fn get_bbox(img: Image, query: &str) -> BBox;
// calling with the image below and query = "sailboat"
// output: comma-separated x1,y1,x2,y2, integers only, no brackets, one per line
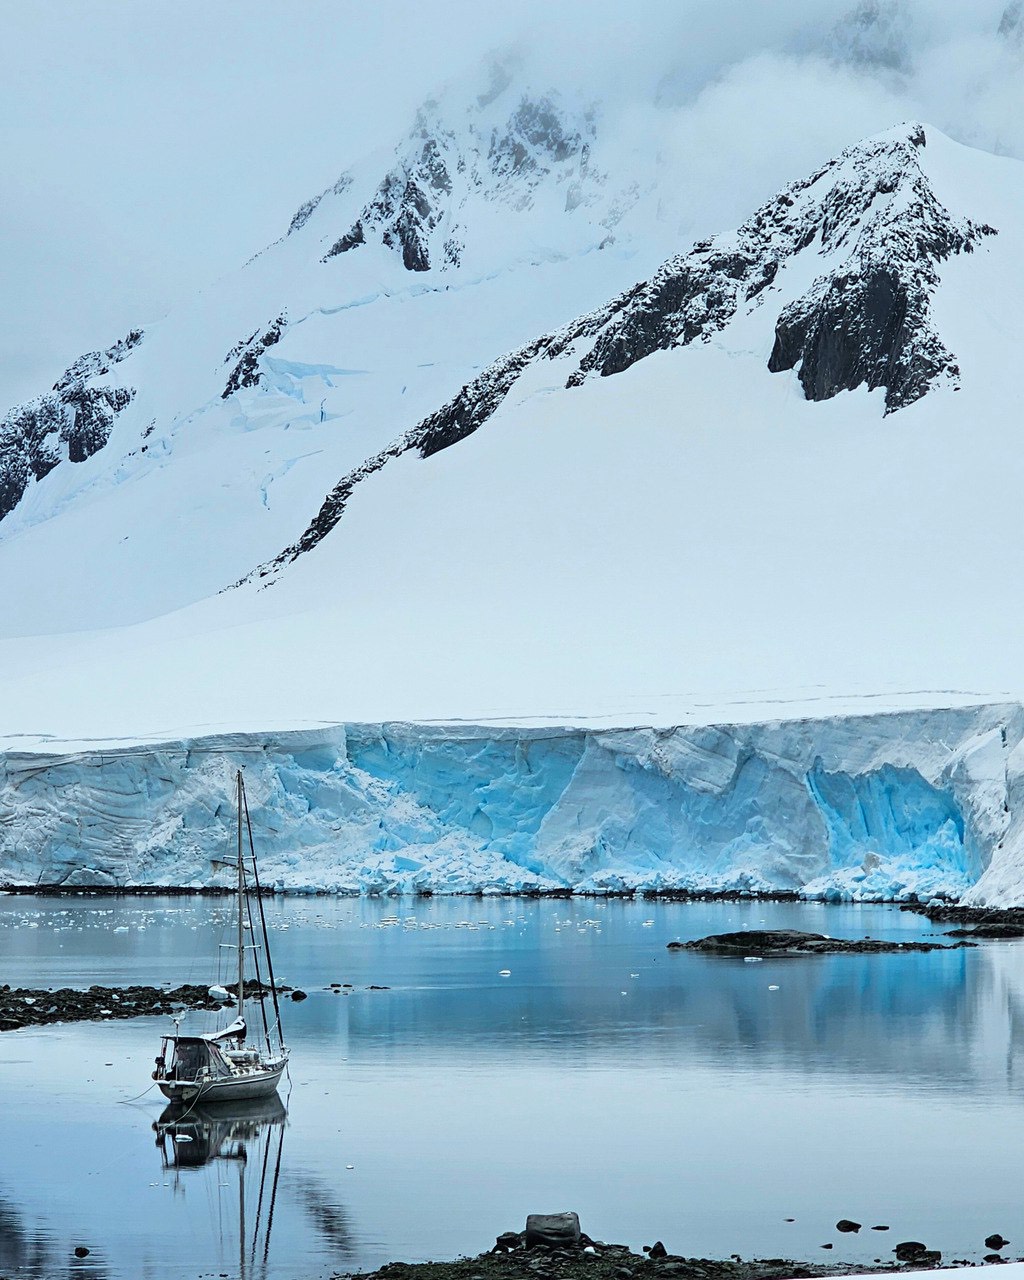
153,770,289,1103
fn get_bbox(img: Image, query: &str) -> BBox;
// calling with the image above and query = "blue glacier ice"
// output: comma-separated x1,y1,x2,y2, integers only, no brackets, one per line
2,703,1022,901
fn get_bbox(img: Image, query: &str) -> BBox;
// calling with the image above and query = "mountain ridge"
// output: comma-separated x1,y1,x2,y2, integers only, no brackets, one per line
250,121,998,581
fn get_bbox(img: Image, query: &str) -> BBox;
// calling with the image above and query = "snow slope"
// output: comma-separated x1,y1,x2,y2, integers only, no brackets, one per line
5,108,1024,899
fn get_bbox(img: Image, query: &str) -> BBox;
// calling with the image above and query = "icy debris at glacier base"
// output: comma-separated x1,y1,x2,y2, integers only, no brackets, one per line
1,703,1021,902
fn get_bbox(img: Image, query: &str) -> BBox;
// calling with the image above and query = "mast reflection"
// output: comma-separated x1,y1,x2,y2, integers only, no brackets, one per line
153,1096,287,1279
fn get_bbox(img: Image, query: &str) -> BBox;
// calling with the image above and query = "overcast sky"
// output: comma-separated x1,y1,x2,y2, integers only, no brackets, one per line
2,0,1021,409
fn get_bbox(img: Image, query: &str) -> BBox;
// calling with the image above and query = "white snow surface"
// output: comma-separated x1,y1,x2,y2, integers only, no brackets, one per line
6,107,1024,900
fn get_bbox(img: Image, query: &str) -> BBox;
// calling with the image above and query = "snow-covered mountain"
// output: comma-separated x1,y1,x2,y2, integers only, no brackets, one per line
0,77,670,634
5,87,1024,902
253,121,999,575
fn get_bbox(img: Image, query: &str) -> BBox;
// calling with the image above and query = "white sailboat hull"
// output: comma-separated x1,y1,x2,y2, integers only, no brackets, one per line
158,1061,286,1104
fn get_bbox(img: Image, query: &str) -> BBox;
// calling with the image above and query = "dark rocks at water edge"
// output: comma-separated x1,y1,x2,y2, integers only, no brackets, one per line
902,902,1024,928
945,924,1024,939
0,978,287,1031
893,1243,940,1265
667,930,973,956
335,1219,944,1280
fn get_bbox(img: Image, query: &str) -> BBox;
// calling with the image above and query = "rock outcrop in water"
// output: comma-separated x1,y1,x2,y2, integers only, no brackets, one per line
668,929,971,956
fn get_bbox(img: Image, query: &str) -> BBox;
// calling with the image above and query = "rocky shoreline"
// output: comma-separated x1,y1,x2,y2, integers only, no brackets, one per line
331,1217,1017,1280
3,886,1024,920
0,979,288,1032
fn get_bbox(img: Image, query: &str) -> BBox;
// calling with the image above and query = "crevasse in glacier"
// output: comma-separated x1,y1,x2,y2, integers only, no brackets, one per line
2,702,1021,901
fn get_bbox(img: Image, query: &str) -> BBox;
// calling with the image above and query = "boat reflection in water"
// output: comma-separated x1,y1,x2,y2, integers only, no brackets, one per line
154,1096,287,1279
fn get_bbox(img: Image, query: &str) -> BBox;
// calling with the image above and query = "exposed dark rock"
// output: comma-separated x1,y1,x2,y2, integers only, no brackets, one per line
222,314,286,398
835,1222,861,1234
288,173,352,235
820,1245,833,1251
946,924,1024,939
893,1243,928,1262
325,220,366,258
342,1225,940,1280
317,92,594,275
493,1232,524,1254
667,930,970,956
985,1255,1004,1264
74,1246,90,1258
871,1227,889,1232
525,1214,581,1251
0,329,141,520
903,903,1024,926
0,979,288,1032
986,1236,1009,1251
648,1244,667,1260
290,989,308,1001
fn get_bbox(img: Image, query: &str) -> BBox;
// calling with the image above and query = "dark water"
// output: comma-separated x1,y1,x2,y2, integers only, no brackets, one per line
0,894,1022,1280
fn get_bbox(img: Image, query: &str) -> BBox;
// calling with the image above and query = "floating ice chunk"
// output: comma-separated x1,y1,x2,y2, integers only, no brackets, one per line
499,969,511,976
768,985,780,991
743,957,763,963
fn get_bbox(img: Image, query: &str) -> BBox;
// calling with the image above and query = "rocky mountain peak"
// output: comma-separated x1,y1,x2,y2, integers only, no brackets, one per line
288,86,601,274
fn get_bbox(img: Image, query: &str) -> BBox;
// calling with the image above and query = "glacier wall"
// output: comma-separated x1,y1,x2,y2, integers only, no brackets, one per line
2,704,1023,901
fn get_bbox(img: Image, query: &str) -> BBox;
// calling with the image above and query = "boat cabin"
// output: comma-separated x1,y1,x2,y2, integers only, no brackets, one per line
156,1031,241,1084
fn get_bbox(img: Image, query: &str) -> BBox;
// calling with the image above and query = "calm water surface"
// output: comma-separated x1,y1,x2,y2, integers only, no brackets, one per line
1,895,1022,1280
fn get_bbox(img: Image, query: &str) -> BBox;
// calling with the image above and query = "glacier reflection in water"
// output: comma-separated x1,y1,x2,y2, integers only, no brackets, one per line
1,896,1024,1280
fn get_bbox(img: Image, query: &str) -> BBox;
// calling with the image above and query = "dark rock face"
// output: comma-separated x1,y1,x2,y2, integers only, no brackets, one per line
986,1235,1009,1251
566,125,995,413
767,136,995,412
0,328,141,521
668,929,971,956
222,314,287,398
319,93,595,274
835,1222,861,1234
288,173,352,235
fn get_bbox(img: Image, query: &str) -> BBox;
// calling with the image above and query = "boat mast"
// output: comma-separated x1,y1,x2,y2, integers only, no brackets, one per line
237,769,245,1024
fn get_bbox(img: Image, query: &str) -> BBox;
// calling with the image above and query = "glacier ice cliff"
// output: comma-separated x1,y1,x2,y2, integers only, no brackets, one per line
3,702,1024,903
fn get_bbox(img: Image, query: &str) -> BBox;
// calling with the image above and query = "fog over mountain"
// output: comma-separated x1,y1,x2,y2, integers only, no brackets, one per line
2,0,1021,409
